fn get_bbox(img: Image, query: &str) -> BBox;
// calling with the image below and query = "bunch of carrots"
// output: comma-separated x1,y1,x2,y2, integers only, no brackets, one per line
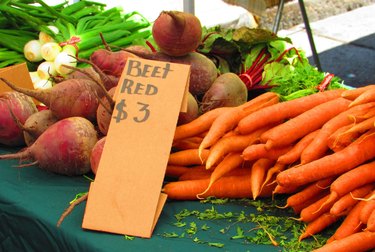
162,84,375,251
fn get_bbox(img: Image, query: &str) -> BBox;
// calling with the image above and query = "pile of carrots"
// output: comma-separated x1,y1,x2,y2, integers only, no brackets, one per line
162,85,375,251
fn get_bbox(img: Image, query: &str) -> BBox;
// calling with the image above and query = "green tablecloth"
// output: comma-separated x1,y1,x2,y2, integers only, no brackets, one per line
0,146,319,252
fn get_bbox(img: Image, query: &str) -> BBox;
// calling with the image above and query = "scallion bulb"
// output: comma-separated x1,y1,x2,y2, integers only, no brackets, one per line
24,40,43,62
54,50,77,75
39,25,59,44
41,42,62,61
37,61,57,79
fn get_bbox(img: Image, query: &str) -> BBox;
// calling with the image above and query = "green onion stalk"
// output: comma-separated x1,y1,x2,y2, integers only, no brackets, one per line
0,0,152,70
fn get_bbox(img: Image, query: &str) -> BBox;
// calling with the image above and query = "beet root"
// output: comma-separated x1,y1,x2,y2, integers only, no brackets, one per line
0,77,100,121
152,11,202,57
123,49,218,96
90,136,106,175
90,49,139,78
22,109,59,146
200,72,248,113
96,87,115,135
177,92,199,125
0,116,98,176
66,66,119,91
0,91,38,146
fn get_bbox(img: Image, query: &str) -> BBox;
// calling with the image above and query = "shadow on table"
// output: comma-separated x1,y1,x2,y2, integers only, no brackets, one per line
308,32,375,88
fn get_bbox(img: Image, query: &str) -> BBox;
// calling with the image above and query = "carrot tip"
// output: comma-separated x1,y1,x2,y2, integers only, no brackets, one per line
275,203,289,209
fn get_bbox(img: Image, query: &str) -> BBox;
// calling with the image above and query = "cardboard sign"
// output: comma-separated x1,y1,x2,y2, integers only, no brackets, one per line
0,63,34,94
82,58,190,238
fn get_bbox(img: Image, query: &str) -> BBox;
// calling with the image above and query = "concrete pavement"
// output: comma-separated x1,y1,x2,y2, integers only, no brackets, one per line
277,4,375,87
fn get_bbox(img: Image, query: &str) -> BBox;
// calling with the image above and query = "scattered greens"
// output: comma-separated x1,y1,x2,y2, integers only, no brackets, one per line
157,197,335,251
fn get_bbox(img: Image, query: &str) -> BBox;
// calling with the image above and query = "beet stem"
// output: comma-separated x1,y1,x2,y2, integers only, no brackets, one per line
74,57,115,108
165,11,186,29
0,77,41,101
99,32,112,51
317,73,335,92
245,47,267,74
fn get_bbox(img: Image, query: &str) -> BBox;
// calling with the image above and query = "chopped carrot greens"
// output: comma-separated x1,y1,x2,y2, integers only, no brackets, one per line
160,197,334,251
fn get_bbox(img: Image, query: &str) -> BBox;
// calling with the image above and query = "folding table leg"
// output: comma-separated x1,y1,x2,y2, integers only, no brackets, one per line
272,0,322,71
272,0,285,33
298,0,322,71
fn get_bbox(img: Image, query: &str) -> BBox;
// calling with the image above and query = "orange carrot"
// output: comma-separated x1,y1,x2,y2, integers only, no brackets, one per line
359,191,375,225
250,158,275,200
276,129,375,188
172,136,203,150
285,177,334,209
329,199,368,242
300,101,375,164
260,162,286,193
173,106,232,141
180,166,252,181
332,192,374,242
298,213,341,241
313,231,375,252
205,126,268,169
298,193,338,223
168,148,210,166
290,191,330,214
341,84,375,100
261,97,351,150
242,143,292,162
330,184,375,216
360,107,375,119
343,114,375,136
196,152,244,199
238,91,279,110
162,174,252,200
367,210,375,232
272,183,303,195
178,168,212,181
277,129,320,165
165,165,192,178
323,160,375,211
198,92,279,156
349,86,375,107
237,89,344,135
327,124,360,152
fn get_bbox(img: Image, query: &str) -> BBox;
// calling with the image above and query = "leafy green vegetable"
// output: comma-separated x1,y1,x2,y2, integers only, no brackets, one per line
261,49,346,101
198,26,290,74
198,26,348,100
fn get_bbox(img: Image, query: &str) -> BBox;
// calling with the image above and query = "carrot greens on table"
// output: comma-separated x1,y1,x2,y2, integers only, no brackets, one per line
156,197,333,251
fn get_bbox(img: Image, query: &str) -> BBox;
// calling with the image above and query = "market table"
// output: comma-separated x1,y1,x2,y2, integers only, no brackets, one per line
0,145,325,252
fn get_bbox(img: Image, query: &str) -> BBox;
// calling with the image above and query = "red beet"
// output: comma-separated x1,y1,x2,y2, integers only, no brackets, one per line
21,109,59,146
200,72,248,113
90,136,106,175
0,91,38,146
90,49,139,77
152,11,202,56
96,86,115,135
177,92,199,125
66,66,119,91
0,77,100,121
123,49,218,96
0,116,98,176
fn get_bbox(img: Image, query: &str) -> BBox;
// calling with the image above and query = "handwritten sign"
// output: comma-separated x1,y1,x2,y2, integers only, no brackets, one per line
82,58,190,238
